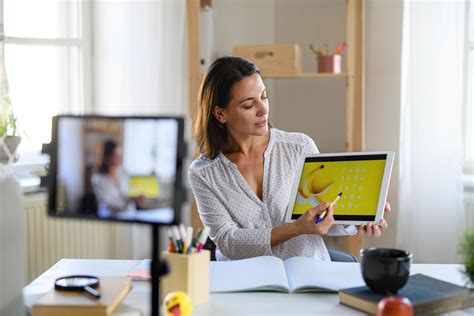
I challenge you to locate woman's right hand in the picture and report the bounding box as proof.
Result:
[293,202,334,236]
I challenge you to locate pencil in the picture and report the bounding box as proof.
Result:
[330,192,343,206]
[315,192,343,223]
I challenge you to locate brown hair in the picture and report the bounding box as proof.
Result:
[99,139,118,174]
[193,56,261,159]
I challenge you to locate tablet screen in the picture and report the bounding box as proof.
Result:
[49,115,186,225]
[290,154,389,221]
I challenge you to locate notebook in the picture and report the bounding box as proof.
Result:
[126,259,151,281]
[210,256,365,293]
[339,274,474,314]
[31,277,132,316]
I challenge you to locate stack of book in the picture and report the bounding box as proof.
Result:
[32,277,132,316]
[339,274,474,314]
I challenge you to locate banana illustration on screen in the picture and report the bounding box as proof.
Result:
[297,164,335,207]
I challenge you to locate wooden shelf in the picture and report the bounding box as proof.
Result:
[261,72,349,79]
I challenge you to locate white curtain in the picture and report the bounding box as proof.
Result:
[398,0,466,263]
[91,0,188,258]
[92,0,188,116]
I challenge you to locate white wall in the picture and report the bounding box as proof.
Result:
[272,0,347,153]
[363,0,403,249]
[211,0,276,59]
[211,0,346,153]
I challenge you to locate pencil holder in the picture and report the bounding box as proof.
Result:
[317,54,342,73]
[160,250,210,305]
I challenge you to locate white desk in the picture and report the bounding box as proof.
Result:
[23,259,474,316]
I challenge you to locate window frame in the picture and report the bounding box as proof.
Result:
[463,0,474,188]
[4,1,92,176]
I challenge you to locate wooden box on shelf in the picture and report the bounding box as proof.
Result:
[233,44,302,76]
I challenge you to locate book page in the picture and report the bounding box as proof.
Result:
[284,257,365,293]
[210,256,289,292]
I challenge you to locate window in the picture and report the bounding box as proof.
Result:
[4,0,88,164]
[465,0,474,175]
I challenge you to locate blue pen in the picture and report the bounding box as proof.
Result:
[315,192,343,224]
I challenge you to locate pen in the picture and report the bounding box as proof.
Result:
[315,192,343,224]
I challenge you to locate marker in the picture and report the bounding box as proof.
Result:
[179,224,187,243]
[185,226,193,254]
[196,227,210,253]
[179,224,188,253]
[315,192,343,224]
[166,227,176,253]
[172,226,182,253]
[193,227,203,247]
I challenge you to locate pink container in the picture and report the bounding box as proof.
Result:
[317,54,342,73]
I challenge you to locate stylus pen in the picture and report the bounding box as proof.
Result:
[315,192,343,224]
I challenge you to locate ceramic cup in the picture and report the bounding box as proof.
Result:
[360,248,413,295]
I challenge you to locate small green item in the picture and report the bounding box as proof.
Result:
[0,96,18,137]
[459,228,474,287]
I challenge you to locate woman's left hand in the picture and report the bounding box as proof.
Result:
[356,202,391,237]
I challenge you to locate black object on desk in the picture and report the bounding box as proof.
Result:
[55,275,101,299]
[360,248,412,295]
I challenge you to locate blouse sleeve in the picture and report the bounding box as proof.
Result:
[188,168,273,260]
[302,133,319,154]
[327,224,358,236]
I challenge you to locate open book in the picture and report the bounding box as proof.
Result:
[210,256,365,293]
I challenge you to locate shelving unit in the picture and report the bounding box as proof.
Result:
[186,0,365,257]
[262,73,349,79]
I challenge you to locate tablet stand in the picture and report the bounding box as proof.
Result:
[151,225,169,316]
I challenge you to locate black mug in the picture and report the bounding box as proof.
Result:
[360,248,413,295]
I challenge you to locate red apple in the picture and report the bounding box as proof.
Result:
[376,296,414,316]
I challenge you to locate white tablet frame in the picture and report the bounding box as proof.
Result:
[285,151,394,225]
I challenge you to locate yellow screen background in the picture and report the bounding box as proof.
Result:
[292,160,386,216]
[128,176,160,198]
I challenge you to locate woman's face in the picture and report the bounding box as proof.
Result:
[108,146,123,168]
[215,73,269,138]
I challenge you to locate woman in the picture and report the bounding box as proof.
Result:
[91,139,143,217]
[189,56,389,261]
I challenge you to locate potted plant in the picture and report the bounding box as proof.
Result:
[460,228,474,289]
[0,95,21,163]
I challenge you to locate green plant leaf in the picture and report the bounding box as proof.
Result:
[459,228,474,284]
